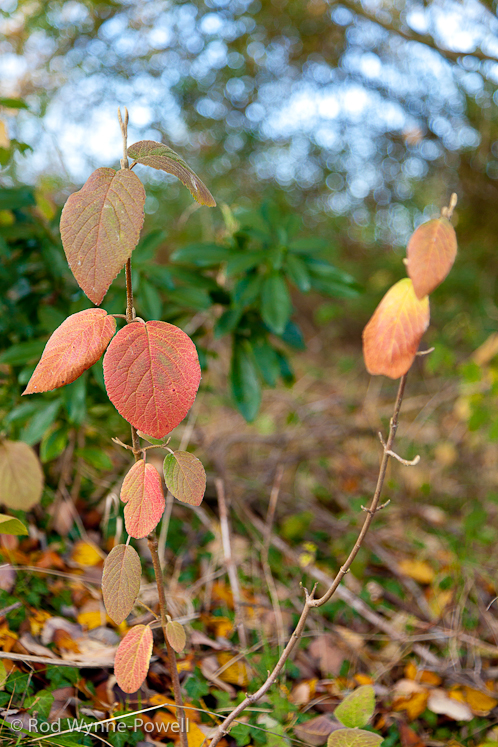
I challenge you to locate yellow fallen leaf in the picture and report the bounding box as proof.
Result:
[404,662,418,680]
[429,589,453,617]
[209,616,233,638]
[354,674,374,686]
[464,686,498,715]
[398,559,435,584]
[29,608,51,636]
[187,722,208,747]
[71,541,103,567]
[0,120,10,149]
[211,582,234,607]
[77,610,104,630]
[419,670,442,687]
[393,690,429,720]
[217,652,249,687]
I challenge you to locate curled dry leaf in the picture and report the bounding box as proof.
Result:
[23,309,116,394]
[406,217,457,299]
[427,689,473,721]
[362,278,430,379]
[128,140,216,207]
[120,460,165,538]
[103,320,201,439]
[0,439,44,510]
[60,167,145,305]
[102,544,141,624]
[166,621,186,653]
[163,451,206,506]
[114,624,153,694]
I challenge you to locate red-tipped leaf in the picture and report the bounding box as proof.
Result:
[120,460,165,539]
[23,309,116,394]
[128,140,216,207]
[102,544,141,624]
[103,320,201,438]
[60,167,145,305]
[406,217,457,299]
[163,451,206,506]
[0,440,44,511]
[114,624,153,693]
[362,278,430,379]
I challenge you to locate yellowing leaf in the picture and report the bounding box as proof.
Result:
[29,609,51,636]
[362,278,430,379]
[71,540,103,567]
[464,686,498,715]
[406,217,457,299]
[0,439,44,511]
[335,685,375,729]
[398,559,435,584]
[392,691,429,721]
[217,651,249,686]
[114,624,153,693]
[163,451,206,506]
[166,621,186,653]
[102,544,141,624]
[0,514,28,536]
[187,722,209,747]
[327,728,383,747]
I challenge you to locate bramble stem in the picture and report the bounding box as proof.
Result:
[148,533,188,747]
[206,373,409,747]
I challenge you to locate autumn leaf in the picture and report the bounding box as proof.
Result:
[102,544,142,624]
[398,559,435,584]
[327,728,383,747]
[166,621,186,653]
[23,309,116,394]
[163,451,206,506]
[362,278,430,379]
[114,624,153,693]
[0,514,28,536]
[120,460,165,538]
[406,217,457,299]
[128,140,216,207]
[0,440,44,510]
[103,320,201,438]
[335,686,375,729]
[60,167,145,305]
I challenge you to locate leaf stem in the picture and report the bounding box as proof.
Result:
[206,373,409,747]
[148,532,188,747]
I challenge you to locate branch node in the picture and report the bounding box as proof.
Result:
[361,499,390,514]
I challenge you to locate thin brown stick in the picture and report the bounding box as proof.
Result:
[215,478,248,649]
[148,532,188,747]
[206,374,408,747]
[262,465,286,653]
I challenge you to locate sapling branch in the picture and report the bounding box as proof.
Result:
[206,373,409,747]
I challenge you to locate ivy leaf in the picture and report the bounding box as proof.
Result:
[327,729,383,747]
[362,278,430,379]
[120,460,165,538]
[334,686,375,729]
[102,544,142,624]
[406,217,457,299]
[103,320,201,439]
[261,272,292,335]
[0,440,44,510]
[128,140,216,207]
[114,624,153,694]
[60,168,145,305]
[166,621,186,653]
[163,451,206,506]
[23,310,116,395]
[0,513,29,536]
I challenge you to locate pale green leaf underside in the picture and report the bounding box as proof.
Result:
[163,450,206,506]
[102,544,141,624]
[327,728,383,747]
[335,685,376,728]
[0,513,29,535]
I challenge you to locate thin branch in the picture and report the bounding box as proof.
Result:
[262,466,286,654]
[206,374,409,747]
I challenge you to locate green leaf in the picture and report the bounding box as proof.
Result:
[225,251,267,277]
[281,320,306,350]
[40,426,68,463]
[0,97,29,109]
[77,447,113,472]
[261,272,292,335]
[0,340,46,366]
[132,229,167,266]
[0,660,7,689]
[63,376,87,425]
[137,431,168,446]
[285,254,311,292]
[327,729,383,747]
[139,278,163,320]
[163,451,206,506]
[289,237,331,254]
[276,350,294,384]
[230,341,261,421]
[169,266,219,290]
[309,277,360,299]
[25,690,54,719]
[233,274,263,307]
[171,243,233,267]
[0,514,29,536]
[334,686,376,729]
[252,340,280,387]
[145,265,175,290]
[214,308,243,338]
[167,287,212,311]
[20,399,62,445]
[0,187,35,210]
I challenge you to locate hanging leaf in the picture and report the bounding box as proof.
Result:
[120,460,165,538]
[261,272,292,335]
[128,140,216,207]
[334,686,376,729]
[163,451,206,507]
[102,544,142,624]
[406,218,457,299]
[23,310,116,395]
[327,729,383,747]
[60,167,146,305]
[103,320,201,438]
[114,624,153,693]
[362,278,430,379]
[0,514,29,536]
[0,440,44,510]
[166,621,186,653]
[230,341,261,422]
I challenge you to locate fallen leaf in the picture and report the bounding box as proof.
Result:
[70,540,103,567]
[427,689,473,721]
[398,559,435,585]
[294,715,341,746]
[309,634,345,676]
[464,686,498,715]
[216,651,249,687]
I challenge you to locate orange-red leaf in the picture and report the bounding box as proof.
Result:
[128,140,216,207]
[0,440,44,510]
[406,217,457,299]
[102,544,141,624]
[114,624,153,693]
[362,278,430,379]
[23,309,116,394]
[60,167,145,305]
[103,320,201,438]
[163,451,206,506]
[120,460,165,539]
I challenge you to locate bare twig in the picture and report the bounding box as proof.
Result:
[262,466,286,654]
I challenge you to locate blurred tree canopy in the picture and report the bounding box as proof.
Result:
[1,0,498,340]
